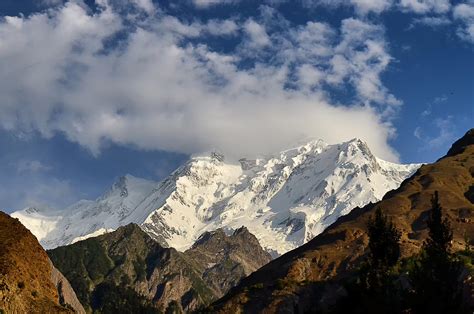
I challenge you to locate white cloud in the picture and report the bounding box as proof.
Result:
[304,0,454,15]
[421,105,432,117]
[399,0,451,14]
[414,116,457,150]
[0,1,401,161]
[334,19,401,109]
[420,95,448,117]
[193,0,238,8]
[303,0,394,14]
[454,1,474,43]
[243,19,271,48]
[297,64,324,88]
[351,0,394,14]
[428,116,456,148]
[16,160,52,173]
[433,94,448,103]
[414,126,423,139]
[410,16,452,28]
[205,19,239,36]
[40,0,64,6]
[131,0,155,14]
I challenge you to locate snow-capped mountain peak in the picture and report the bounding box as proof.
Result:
[11,139,421,255]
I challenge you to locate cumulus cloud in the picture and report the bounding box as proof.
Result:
[205,19,239,36]
[454,1,474,43]
[0,1,401,161]
[399,0,451,14]
[350,0,394,14]
[131,0,155,14]
[243,19,271,48]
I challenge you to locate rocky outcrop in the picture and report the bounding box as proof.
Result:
[211,129,474,313]
[50,264,86,314]
[187,227,272,297]
[48,224,271,313]
[0,211,81,313]
[12,139,420,256]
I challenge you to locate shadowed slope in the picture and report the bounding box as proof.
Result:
[212,129,474,313]
[48,224,271,313]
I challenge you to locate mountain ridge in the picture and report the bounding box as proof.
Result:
[47,222,271,312]
[210,128,474,313]
[12,138,420,256]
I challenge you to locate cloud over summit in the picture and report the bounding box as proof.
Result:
[0,1,402,161]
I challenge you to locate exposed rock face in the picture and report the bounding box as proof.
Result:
[0,211,82,313]
[211,129,474,313]
[50,265,86,314]
[12,139,420,256]
[187,227,272,297]
[48,224,271,313]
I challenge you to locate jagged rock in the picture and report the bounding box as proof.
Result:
[12,139,420,257]
[50,264,86,314]
[211,129,474,313]
[48,223,271,312]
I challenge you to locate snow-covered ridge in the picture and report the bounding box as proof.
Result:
[11,139,421,256]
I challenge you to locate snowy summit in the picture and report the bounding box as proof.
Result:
[12,139,420,256]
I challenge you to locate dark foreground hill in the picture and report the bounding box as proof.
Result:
[0,211,84,313]
[48,224,271,313]
[211,129,474,313]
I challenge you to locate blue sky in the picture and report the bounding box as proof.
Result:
[0,0,472,212]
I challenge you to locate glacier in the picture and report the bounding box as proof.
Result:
[11,139,421,256]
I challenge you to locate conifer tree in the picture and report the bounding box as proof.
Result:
[337,208,402,314]
[367,207,401,271]
[409,191,463,314]
[364,208,401,312]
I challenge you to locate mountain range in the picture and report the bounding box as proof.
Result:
[211,129,474,313]
[1,130,472,314]
[11,138,420,256]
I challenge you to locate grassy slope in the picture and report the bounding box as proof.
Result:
[212,129,474,313]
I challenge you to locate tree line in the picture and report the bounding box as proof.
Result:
[334,191,472,314]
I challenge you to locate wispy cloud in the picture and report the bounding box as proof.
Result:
[16,160,52,173]
[193,0,239,8]
[39,0,64,7]
[409,16,452,28]
[0,177,76,210]
[414,116,457,150]
[420,94,448,117]
[433,94,448,103]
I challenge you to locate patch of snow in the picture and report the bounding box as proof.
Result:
[11,140,421,256]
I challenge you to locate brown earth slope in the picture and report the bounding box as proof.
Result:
[0,211,85,313]
[212,128,474,313]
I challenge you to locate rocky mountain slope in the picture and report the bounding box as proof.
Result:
[211,129,474,313]
[12,139,420,256]
[48,223,271,313]
[0,211,84,313]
